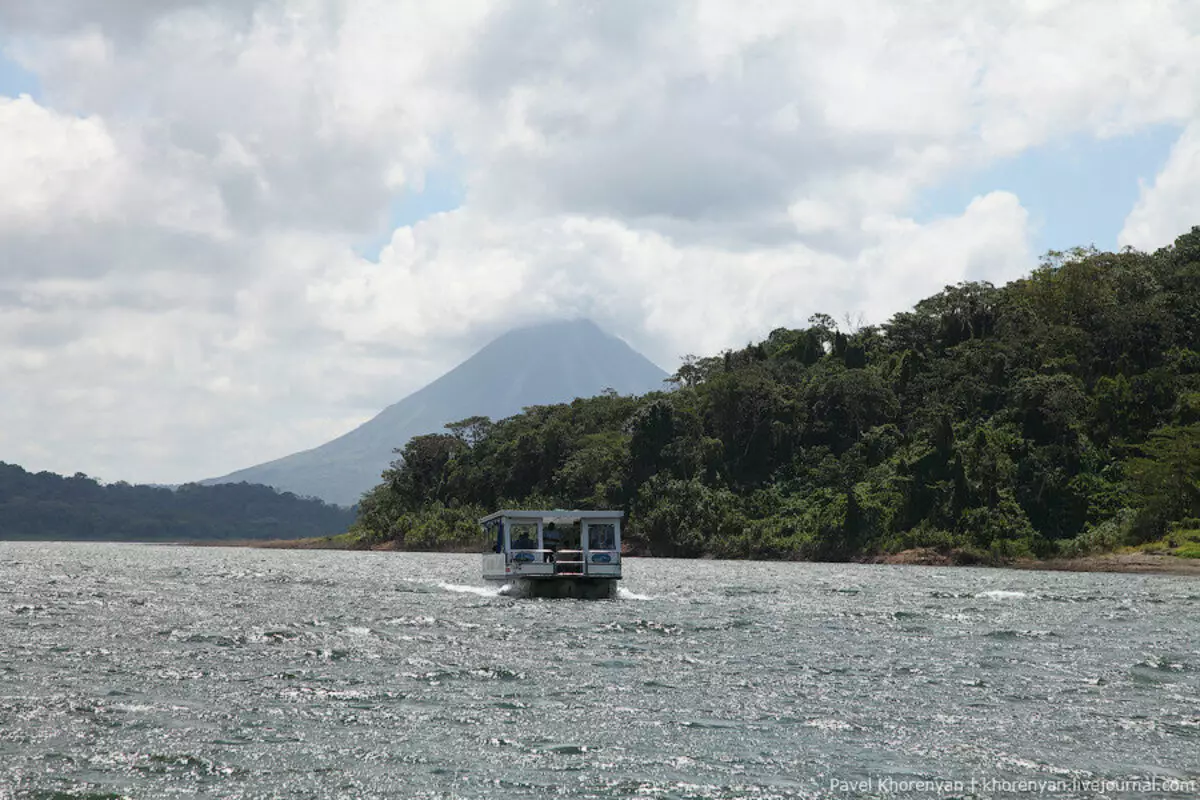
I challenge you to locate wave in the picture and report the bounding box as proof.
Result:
[975,590,1028,600]
[617,587,653,601]
[983,629,1055,639]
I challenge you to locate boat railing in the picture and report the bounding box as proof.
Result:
[552,549,585,575]
[507,548,622,576]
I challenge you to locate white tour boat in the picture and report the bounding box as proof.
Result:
[480,509,623,599]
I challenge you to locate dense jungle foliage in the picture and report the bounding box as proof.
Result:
[0,463,355,541]
[354,229,1200,561]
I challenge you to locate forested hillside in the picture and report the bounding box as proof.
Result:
[0,464,355,542]
[353,228,1200,562]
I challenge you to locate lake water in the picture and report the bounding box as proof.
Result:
[1,543,1197,799]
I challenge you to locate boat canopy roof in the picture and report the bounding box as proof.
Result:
[479,509,624,524]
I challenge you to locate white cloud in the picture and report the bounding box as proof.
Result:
[1119,122,1200,250]
[0,0,1198,484]
[309,194,1030,379]
[978,1,1200,150]
[0,95,127,229]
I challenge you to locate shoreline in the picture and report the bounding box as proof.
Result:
[1009,553,1200,577]
[869,547,1200,577]
[187,538,1200,577]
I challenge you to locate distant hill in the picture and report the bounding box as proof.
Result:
[0,463,354,542]
[204,319,668,506]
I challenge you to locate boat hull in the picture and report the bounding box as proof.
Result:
[494,577,617,600]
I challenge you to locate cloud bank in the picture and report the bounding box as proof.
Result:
[1,0,1198,483]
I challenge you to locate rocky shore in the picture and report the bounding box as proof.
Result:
[870,548,1200,577]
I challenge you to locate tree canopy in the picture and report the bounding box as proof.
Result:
[352,228,1200,560]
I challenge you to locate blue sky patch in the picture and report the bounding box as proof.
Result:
[0,48,41,99]
[917,125,1181,256]
[355,166,466,261]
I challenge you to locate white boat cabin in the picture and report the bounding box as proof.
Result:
[481,509,623,583]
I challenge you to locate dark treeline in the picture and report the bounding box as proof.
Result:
[353,227,1200,562]
[0,464,355,542]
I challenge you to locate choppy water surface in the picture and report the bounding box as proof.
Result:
[1,543,1198,799]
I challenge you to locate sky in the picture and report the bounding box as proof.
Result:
[2,0,1199,485]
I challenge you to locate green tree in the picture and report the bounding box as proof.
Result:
[1126,423,1200,538]
[386,433,465,507]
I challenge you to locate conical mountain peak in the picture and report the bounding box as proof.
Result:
[205,319,665,505]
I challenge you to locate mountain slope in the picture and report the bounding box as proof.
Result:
[205,319,667,506]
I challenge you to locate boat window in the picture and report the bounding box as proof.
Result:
[557,521,582,551]
[588,523,616,551]
[510,523,537,550]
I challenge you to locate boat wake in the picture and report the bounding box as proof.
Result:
[617,587,653,601]
[438,582,511,597]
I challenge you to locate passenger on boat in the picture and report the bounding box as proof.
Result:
[542,522,560,562]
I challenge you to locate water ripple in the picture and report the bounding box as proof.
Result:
[1,543,1198,798]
